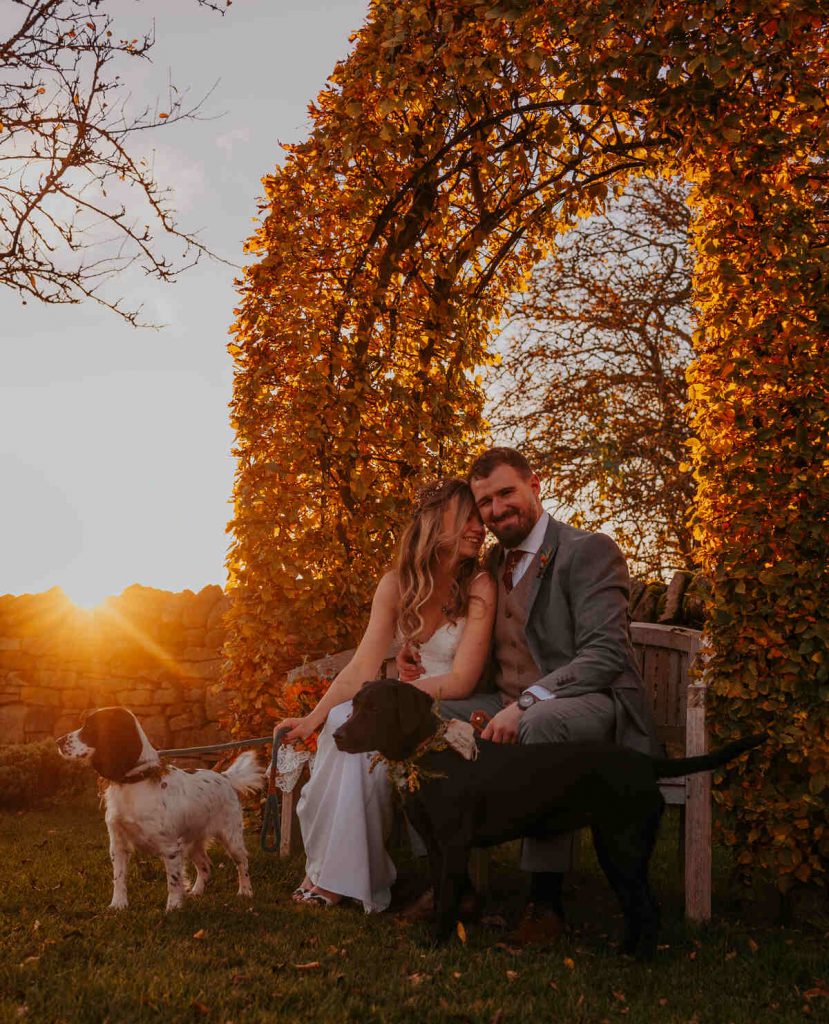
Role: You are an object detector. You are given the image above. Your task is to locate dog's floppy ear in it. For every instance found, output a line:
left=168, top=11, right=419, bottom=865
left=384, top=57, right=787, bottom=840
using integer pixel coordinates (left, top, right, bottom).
left=395, top=683, right=436, bottom=754
left=85, top=708, right=143, bottom=782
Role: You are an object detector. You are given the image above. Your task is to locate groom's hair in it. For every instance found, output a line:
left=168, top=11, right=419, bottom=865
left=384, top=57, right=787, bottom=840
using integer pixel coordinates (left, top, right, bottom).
left=468, top=446, right=534, bottom=482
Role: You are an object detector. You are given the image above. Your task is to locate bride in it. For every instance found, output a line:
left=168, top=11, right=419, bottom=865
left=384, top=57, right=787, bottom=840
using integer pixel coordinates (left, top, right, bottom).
left=275, top=477, right=496, bottom=911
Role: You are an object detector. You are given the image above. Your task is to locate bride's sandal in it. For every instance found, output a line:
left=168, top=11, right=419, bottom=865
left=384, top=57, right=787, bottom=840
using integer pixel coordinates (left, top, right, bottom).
left=291, top=876, right=314, bottom=902
left=302, top=888, right=342, bottom=908
left=303, top=892, right=337, bottom=908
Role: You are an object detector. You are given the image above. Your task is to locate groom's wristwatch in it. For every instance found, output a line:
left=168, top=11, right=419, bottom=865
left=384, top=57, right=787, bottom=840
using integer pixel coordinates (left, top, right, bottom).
left=517, top=690, right=539, bottom=711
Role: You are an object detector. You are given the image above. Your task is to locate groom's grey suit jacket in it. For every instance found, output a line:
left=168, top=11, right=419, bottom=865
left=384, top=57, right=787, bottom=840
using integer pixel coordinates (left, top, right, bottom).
left=487, top=516, right=661, bottom=756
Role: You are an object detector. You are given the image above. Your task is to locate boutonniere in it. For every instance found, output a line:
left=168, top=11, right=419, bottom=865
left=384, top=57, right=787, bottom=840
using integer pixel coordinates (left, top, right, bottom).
left=536, top=545, right=554, bottom=579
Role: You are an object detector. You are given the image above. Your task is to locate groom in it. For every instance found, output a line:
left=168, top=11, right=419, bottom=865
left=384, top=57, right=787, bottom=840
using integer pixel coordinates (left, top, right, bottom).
left=400, top=446, right=660, bottom=942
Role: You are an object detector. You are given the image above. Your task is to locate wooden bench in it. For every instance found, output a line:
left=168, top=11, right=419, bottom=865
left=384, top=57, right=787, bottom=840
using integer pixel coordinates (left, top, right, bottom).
left=631, top=622, right=709, bottom=921
left=283, top=622, right=711, bottom=921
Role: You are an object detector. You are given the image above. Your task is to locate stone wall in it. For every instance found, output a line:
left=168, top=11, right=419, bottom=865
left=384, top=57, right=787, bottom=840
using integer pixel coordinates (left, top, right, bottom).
left=0, top=585, right=233, bottom=752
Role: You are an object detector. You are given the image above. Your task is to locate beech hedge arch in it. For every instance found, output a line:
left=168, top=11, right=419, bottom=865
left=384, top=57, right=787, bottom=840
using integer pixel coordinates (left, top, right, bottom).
left=228, top=1, right=828, bottom=890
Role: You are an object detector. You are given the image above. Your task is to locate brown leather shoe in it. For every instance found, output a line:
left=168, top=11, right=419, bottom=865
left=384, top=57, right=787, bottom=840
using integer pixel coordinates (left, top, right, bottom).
left=399, top=887, right=434, bottom=922
left=507, top=903, right=565, bottom=946
left=399, top=887, right=480, bottom=923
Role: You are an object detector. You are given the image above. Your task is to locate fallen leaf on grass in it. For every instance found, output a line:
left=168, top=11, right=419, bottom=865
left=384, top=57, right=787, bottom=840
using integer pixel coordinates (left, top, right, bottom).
left=563, top=957, right=575, bottom=970
left=452, top=971, right=462, bottom=979
left=505, top=970, right=518, bottom=981
left=293, top=962, right=321, bottom=971
left=19, top=957, right=39, bottom=967
left=407, top=972, right=427, bottom=986
left=612, top=991, right=626, bottom=1003
left=658, top=998, right=668, bottom=1006
left=747, top=937, right=759, bottom=953
left=457, top=921, right=467, bottom=945
left=192, top=929, right=207, bottom=940
left=191, top=1002, right=210, bottom=1016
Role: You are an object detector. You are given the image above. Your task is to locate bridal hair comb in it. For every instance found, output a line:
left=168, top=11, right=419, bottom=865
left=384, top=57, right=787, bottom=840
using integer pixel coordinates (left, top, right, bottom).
left=412, top=478, right=453, bottom=515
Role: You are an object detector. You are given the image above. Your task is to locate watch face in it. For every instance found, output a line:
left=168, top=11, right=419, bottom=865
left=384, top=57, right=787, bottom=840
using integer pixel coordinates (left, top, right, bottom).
left=518, top=692, right=535, bottom=710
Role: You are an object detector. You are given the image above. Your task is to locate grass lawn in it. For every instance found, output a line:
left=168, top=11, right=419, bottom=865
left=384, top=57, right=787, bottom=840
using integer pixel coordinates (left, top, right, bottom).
left=1, top=788, right=826, bottom=1024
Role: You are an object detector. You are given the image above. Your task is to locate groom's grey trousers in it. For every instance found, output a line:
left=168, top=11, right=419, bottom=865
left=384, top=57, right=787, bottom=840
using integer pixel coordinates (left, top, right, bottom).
left=440, top=691, right=616, bottom=872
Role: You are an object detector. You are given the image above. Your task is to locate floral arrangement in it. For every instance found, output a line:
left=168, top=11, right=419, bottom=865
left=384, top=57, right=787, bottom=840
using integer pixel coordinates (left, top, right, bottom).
left=536, top=545, right=554, bottom=578
left=266, top=674, right=330, bottom=753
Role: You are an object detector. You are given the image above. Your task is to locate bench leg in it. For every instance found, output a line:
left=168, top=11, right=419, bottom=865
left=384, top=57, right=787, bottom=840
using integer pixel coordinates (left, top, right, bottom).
left=279, top=766, right=309, bottom=859
left=468, top=848, right=489, bottom=894
left=684, top=772, right=711, bottom=922
left=684, top=680, right=711, bottom=922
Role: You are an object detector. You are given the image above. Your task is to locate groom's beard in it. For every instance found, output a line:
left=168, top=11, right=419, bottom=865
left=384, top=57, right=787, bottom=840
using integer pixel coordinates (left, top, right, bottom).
left=487, top=506, right=537, bottom=548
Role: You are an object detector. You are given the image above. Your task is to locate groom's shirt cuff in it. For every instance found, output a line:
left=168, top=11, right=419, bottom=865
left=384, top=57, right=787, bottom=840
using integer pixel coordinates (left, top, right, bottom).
left=525, top=684, right=555, bottom=701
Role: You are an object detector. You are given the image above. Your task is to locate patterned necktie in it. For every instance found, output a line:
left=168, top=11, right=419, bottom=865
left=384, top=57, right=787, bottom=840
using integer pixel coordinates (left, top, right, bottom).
left=502, top=549, right=524, bottom=594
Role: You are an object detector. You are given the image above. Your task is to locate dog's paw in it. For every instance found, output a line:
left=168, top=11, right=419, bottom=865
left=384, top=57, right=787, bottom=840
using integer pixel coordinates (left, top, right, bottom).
left=109, top=897, right=128, bottom=910
left=237, top=884, right=253, bottom=898
left=165, top=898, right=184, bottom=912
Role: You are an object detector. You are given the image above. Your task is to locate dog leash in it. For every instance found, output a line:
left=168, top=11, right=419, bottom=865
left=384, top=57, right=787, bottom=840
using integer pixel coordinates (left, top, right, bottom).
left=156, top=731, right=289, bottom=857
left=157, top=735, right=274, bottom=757
left=260, top=727, right=289, bottom=853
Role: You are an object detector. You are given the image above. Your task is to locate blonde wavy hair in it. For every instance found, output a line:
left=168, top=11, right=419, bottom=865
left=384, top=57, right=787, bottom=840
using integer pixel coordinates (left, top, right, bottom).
left=396, top=478, right=481, bottom=643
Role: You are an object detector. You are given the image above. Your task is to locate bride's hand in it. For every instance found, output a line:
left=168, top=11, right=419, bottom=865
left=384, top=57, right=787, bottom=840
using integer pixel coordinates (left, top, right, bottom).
left=396, top=641, right=424, bottom=682
left=274, top=716, right=317, bottom=745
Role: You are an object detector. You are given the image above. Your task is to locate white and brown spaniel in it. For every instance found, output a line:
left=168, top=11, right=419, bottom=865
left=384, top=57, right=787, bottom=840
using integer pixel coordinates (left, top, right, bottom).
left=57, top=707, right=263, bottom=911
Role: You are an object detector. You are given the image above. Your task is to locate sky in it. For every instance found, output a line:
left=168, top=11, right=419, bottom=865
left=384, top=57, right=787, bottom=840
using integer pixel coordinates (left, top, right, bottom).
left=0, top=0, right=370, bottom=607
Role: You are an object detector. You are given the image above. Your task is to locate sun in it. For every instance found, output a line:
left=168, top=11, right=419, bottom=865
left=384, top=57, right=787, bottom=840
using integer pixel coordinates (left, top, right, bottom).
left=65, top=586, right=113, bottom=612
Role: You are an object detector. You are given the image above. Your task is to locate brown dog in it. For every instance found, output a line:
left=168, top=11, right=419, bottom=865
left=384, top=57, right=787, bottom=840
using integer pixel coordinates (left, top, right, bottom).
left=333, top=679, right=766, bottom=958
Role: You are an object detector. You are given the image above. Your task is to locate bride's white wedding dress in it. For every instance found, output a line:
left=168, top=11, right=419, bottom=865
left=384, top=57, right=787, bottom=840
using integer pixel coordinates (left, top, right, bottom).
left=296, top=620, right=464, bottom=913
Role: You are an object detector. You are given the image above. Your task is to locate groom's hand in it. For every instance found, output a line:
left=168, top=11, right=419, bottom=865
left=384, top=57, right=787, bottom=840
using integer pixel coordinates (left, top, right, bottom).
left=396, top=641, right=424, bottom=682
left=481, top=703, right=522, bottom=744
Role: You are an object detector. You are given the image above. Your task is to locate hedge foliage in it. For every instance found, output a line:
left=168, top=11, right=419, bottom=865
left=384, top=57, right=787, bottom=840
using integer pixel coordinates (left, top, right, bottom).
left=0, top=740, right=90, bottom=809
left=229, top=0, right=828, bottom=888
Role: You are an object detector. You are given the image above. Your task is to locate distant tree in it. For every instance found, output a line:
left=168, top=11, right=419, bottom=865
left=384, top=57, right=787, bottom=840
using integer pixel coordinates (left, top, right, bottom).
left=490, top=175, right=694, bottom=578
left=0, top=0, right=228, bottom=324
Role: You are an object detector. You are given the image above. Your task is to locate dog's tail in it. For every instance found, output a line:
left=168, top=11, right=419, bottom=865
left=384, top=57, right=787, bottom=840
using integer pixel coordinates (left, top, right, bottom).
left=223, top=750, right=264, bottom=796
left=653, top=732, right=767, bottom=779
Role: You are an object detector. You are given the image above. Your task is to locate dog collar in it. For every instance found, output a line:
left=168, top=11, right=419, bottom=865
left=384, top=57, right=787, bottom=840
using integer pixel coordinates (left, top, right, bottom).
left=368, top=710, right=478, bottom=794
left=98, top=762, right=170, bottom=789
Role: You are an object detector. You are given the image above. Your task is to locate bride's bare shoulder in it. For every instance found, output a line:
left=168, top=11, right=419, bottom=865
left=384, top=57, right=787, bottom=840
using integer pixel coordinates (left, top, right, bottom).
left=470, top=570, right=497, bottom=601
left=374, top=570, right=400, bottom=605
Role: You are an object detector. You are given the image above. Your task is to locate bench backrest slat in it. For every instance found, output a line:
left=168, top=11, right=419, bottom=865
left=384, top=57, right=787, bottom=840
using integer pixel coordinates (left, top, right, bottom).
left=630, top=622, right=702, bottom=758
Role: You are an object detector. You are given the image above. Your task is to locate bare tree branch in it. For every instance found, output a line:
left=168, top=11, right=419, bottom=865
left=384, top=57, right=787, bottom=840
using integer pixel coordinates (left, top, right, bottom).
left=1, top=0, right=229, bottom=326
